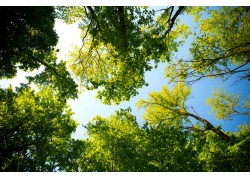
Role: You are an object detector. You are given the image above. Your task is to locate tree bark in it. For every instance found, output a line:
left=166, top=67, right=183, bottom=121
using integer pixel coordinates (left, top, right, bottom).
left=185, top=112, right=231, bottom=142
left=163, top=6, right=185, bottom=38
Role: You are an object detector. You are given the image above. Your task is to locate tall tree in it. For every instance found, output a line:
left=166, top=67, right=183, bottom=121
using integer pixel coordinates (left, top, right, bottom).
left=0, top=84, right=78, bottom=171
left=164, top=6, right=250, bottom=84
left=0, top=7, right=78, bottom=99
left=136, top=82, right=231, bottom=142
left=81, top=108, right=142, bottom=172
left=0, top=7, right=58, bottom=79
left=57, top=6, right=189, bottom=104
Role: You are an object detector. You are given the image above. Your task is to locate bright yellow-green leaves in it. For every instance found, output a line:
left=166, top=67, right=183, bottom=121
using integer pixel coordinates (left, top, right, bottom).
left=165, top=7, right=250, bottom=84
left=192, top=6, right=250, bottom=66
left=59, top=6, right=189, bottom=105
left=67, top=43, right=109, bottom=84
left=82, top=108, right=142, bottom=171
left=136, top=83, right=191, bottom=127
left=185, top=6, right=208, bottom=23
left=164, top=59, right=190, bottom=83
left=206, top=88, right=250, bottom=120
left=79, top=108, right=203, bottom=172
left=75, top=105, right=250, bottom=172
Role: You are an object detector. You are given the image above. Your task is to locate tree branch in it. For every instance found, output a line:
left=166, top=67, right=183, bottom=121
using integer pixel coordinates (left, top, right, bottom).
left=86, top=6, right=96, bottom=19
left=167, top=6, right=174, bottom=23
left=185, top=112, right=231, bottom=142
left=188, top=61, right=250, bottom=84
left=83, top=6, right=88, bottom=18
left=27, top=54, right=64, bottom=80
left=78, top=20, right=93, bottom=56
left=153, top=6, right=172, bottom=28
left=163, top=6, right=184, bottom=38
left=184, top=126, right=205, bottom=133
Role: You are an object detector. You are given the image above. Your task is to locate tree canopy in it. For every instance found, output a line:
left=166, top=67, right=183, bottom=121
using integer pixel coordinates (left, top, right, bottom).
left=164, top=6, right=250, bottom=84
left=46, top=108, right=250, bottom=172
left=0, top=6, right=249, bottom=172
left=0, top=7, right=58, bottom=78
left=0, top=6, right=78, bottom=99
left=0, top=84, right=78, bottom=171
left=57, top=6, right=189, bottom=104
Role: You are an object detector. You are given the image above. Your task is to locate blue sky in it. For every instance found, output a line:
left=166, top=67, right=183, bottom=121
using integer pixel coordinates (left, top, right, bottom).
left=0, top=6, right=249, bottom=140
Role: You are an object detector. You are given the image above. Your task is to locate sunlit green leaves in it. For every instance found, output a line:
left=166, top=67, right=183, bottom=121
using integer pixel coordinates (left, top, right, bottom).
left=136, top=82, right=191, bottom=127
left=0, top=85, right=78, bottom=171
left=82, top=108, right=141, bottom=171
left=206, top=88, right=250, bottom=120
left=165, top=6, right=250, bottom=84
left=59, top=6, right=188, bottom=104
